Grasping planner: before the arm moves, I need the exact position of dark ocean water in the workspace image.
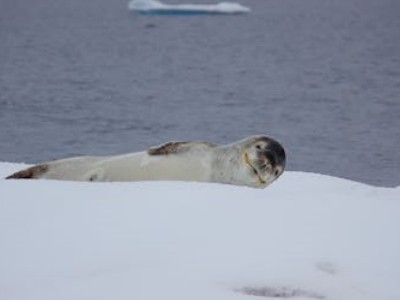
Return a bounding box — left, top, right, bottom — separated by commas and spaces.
0, 0, 399, 186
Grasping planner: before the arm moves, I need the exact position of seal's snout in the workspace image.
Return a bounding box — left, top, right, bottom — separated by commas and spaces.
265, 140, 286, 169
261, 150, 277, 168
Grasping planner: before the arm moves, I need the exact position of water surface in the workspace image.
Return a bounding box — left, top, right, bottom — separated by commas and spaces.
0, 0, 399, 186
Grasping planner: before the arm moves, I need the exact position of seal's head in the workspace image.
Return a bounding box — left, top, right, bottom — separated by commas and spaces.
240, 136, 286, 188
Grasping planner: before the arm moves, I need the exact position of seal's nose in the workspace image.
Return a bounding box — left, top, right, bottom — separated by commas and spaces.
266, 140, 286, 168
262, 150, 277, 168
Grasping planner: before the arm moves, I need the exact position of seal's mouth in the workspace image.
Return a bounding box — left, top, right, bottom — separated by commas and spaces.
244, 152, 266, 185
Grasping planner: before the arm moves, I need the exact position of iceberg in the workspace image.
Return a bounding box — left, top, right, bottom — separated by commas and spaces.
128, 0, 250, 15
1, 162, 399, 300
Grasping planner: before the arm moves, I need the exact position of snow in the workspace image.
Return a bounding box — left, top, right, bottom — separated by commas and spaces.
0, 162, 399, 300
128, 0, 250, 15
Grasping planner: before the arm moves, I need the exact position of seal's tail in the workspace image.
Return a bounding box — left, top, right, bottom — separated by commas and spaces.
6, 164, 49, 179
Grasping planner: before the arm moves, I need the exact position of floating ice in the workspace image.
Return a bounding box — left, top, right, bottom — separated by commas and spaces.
128, 0, 250, 15
1, 162, 400, 300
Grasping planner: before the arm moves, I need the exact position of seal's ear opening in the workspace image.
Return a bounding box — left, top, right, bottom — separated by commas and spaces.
6, 164, 49, 179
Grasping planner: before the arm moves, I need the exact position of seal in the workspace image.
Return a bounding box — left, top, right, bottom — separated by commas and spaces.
6, 136, 286, 188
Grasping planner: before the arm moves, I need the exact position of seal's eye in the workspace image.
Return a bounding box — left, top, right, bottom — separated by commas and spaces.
274, 170, 279, 176
255, 144, 262, 150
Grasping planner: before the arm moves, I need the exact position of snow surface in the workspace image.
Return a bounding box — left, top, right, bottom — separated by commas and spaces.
128, 0, 250, 15
0, 162, 399, 300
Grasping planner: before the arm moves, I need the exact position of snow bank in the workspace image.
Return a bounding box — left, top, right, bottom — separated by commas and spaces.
0, 162, 399, 300
128, 0, 250, 15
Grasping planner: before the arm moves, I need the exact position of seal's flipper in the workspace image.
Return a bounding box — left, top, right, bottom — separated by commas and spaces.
148, 141, 216, 156
6, 164, 49, 179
